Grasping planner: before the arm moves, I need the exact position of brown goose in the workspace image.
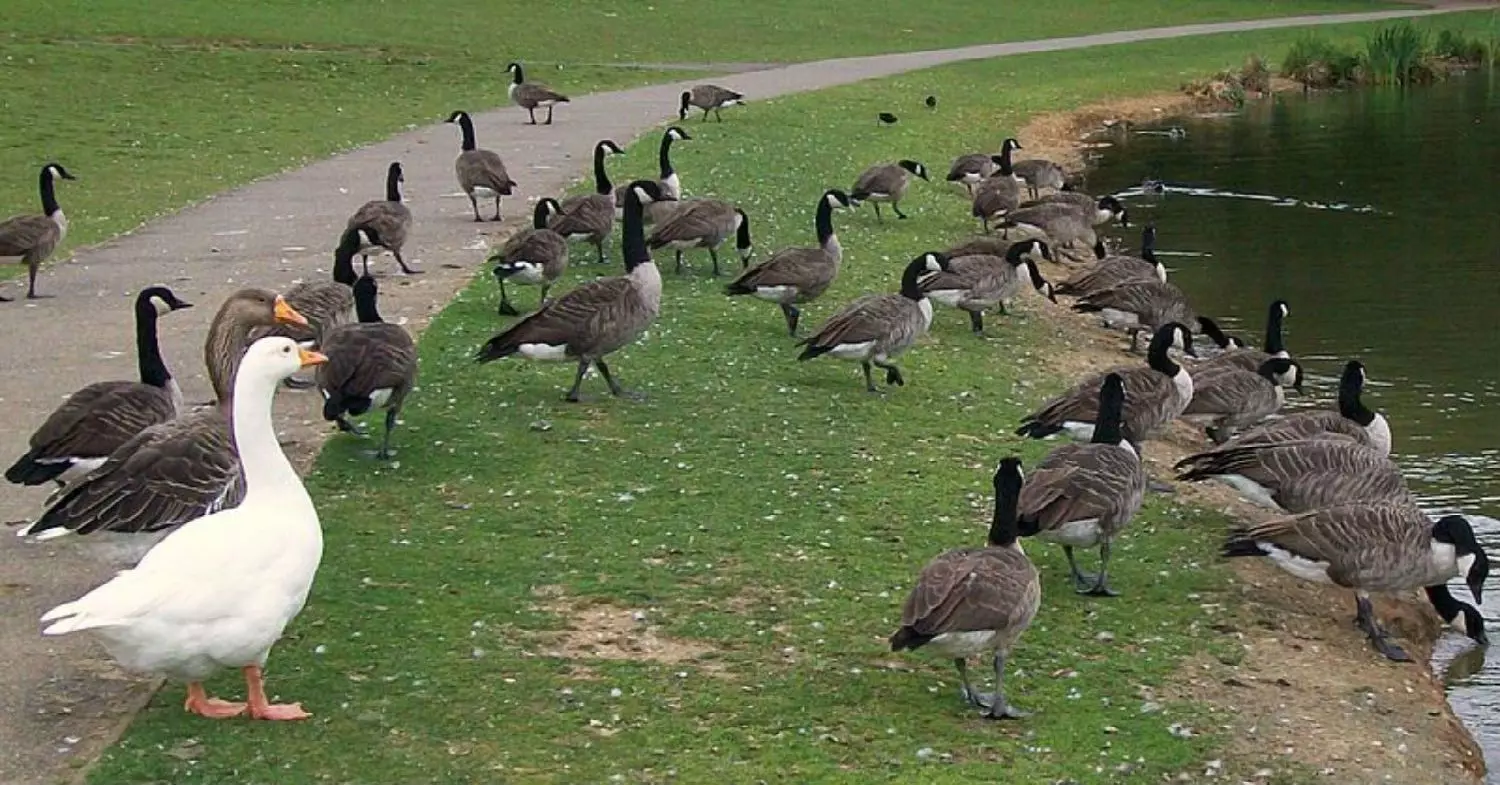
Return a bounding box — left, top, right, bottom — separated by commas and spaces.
679, 85, 744, 122
0, 163, 76, 300
943, 235, 1013, 259
550, 140, 626, 265
1072, 278, 1196, 352
7, 287, 193, 493
506, 62, 569, 125
1010, 156, 1065, 199
316, 274, 418, 460
919, 239, 1055, 335
890, 457, 1040, 720
1181, 357, 1302, 443
850, 159, 928, 222
1226, 360, 1391, 454
1017, 322, 1195, 447
1017, 373, 1147, 596
252, 227, 366, 389
346, 161, 417, 275
646, 200, 752, 277
946, 138, 1021, 197
1194, 300, 1292, 373
613, 127, 692, 223
1055, 225, 1162, 298
796, 252, 949, 393
1223, 502, 1489, 661
1003, 195, 1128, 234
492, 198, 568, 316
445, 110, 517, 222
1176, 438, 1409, 513
476, 180, 667, 402
20, 290, 308, 541
724, 189, 851, 336
970, 157, 1024, 233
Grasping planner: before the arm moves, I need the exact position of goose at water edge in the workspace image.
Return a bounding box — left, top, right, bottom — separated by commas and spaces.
40, 336, 329, 719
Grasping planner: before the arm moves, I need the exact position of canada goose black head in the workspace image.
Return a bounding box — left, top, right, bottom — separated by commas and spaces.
896, 160, 930, 181
1001, 138, 1022, 153
679, 91, 693, 119
1097, 195, 1129, 227
624, 179, 669, 205
901, 251, 950, 297
1257, 357, 1303, 393
733, 209, 754, 265
988, 457, 1025, 547
444, 110, 469, 125
598, 140, 626, 157
925, 95, 937, 109
140, 286, 193, 316
505, 62, 524, 81
43, 162, 76, 182
1006, 239, 1051, 265
1149, 322, 1196, 362
666, 126, 692, 142
824, 189, 854, 210
1425, 585, 1489, 645
1195, 316, 1245, 350
1432, 515, 1490, 604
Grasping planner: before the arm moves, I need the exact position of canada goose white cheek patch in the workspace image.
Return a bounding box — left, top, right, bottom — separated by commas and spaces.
1458, 552, 1477, 577
518, 344, 570, 361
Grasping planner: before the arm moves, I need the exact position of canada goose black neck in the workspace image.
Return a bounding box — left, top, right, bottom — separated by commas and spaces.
1432, 515, 1490, 603
1196, 316, 1233, 349
353, 275, 383, 324
532, 199, 556, 230
592, 142, 615, 195
453, 112, 477, 152
1424, 585, 1490, 644
384, 163, 403, 203
994, 144, 1016, 176
1337, 361, 1376, 426
1264, 300, 1288, 354
734, 209, 752, 252
988, 457, 1025, 547
509, 62, 525, 85
678, 91, 691, 120
39, 165, 61, 217
621, 184, 653, 273
814, 192, 840, 247
899, 254, 940, 301
1141, 225, 1157, 256
1146, 324, 1185, 377
333, 229, 363, 287
133, 288, 175, 389
1091, 373, 1127, 445
657, 129, 686, 180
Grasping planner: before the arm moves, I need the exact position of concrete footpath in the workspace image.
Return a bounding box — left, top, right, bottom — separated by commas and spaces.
0, 6, 1481, 783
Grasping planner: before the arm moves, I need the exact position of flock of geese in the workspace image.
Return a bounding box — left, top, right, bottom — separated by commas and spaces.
2, 69, 1489, 724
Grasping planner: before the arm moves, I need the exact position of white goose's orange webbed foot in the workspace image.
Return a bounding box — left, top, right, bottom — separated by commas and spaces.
183, 682, 246, 719
243, 665, 310, 721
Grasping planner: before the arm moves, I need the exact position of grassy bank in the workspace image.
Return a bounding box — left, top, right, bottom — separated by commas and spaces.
85, 11, 1499, 785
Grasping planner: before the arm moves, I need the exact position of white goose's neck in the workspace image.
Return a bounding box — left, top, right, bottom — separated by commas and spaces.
232, 372, 307, 501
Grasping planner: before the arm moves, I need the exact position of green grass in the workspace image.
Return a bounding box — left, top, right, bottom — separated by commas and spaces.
83, 12, 1500, 785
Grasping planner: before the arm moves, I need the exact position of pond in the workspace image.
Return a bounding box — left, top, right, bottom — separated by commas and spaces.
1081, 71, 1500, 779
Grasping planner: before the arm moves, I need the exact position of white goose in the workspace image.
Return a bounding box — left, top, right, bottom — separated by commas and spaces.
40, 336, 328, 721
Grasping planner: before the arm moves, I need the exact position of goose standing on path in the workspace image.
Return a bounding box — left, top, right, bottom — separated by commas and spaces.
20, 290, 308, 544
445, 111, 517, 222
346, 162, 418, 275
40, 337, 330, 720
506, 62, 569, 125
1195, 300, 1292, 373
796, 252, 949, 394
919, 239, 1055, 336
1222, 501, 1490, 661
475, 180, 668, 403
1017, 374, 1146, 596
849, 160, 929, 222
680, 85, 744, 122
0, 163, 76, 300
1180, 357, 1303, 444
550, 140, 626, 265
316, 275, 418, 460
1225, 360, 1391, 454
646, 200, 752, 277
890, 457, 1040, 720
724, 189, 852, 336
1175, 438, 1410, 513
7, 287, 193, 493
491, 198, 568, 316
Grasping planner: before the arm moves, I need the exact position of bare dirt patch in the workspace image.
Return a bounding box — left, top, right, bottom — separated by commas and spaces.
532, 591, 722, 670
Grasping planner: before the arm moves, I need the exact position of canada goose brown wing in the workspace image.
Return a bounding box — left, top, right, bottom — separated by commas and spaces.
478, 276, 636, 357
1183, 366, 1279, 416
499, 227, 569, 272
918, 254, 993, 293
317, 323, 418, 403
946, 154, 994, 182
0, 214, 60, 257
728, 247, 833, 293
646, 199, 733, 247
549, 194, 614, 239
944, 236, 1010, 258
514, 82, 569, 107
691, 84, 741, 106
1078, 280, 1195, 326
1235, 501, 1430, 584
1023, 366, 1181, 441
1020, 444, 1145, 531
1057, 257, 1157, 296
26, 409, 244, 536
801, 294, 910, 350
971, 183, 1019, 219
21, 382, 176, 468
900, 547, 1041, 637
1230, 411, 1374, 448
851, 164, 901, 199
1177, 439, 1410, 512
347, 200, 411, 250
1198, 348, 1271, 374
457, 150, 516, 195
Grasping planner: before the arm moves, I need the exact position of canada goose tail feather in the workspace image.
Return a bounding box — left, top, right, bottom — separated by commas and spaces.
1221, 530, 1266, 559
796, 341, 832, 362
6, 449, 69, 485
1015, 419, 1064, 439
888, 625, 932, 651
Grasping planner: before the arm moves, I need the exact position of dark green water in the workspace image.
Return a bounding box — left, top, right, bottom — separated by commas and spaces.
1084, 72, 1500, 777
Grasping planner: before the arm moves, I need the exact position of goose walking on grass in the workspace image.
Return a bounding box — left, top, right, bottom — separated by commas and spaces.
850, 160, 928, 222
475, 180, 667, 403
724, 189, 852, 336
1225, 360, 1391, 454
919, 239, 1055, 336
680, 85, 744, 122
1222, 501, 1490, 662
506, 62, 569, 125
646, 200, 752, 277
0, 163, 76, 300
492, 198, 568, 316
614, 127, 691, 224
7, 287, 193, 494
41, 337, 329, 720
346, 161, 417, 275
796, 252, 949, 394
890, 457, 1040, 720
1017, 373, 1146, 597
947, 138, 1021, 197
446, 111, 518, 222
1175, 438, 1409, 513
1180, 357, 1303, 444
1056, 225, 1163, 297
1195, 300, 1292, 374
316, 274, 418, 460
550, 140, 627, 265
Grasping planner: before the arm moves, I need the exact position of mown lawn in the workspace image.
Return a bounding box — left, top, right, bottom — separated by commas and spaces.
86, 11, 1499, 785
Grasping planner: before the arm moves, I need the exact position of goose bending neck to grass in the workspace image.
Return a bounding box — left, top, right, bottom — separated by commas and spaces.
475, 180, 667, 403
317, 275, 418, 460
0, 163, 76, 300
680, 85, 744, 122
492, 198, 568, 316
40, 337, 329, 719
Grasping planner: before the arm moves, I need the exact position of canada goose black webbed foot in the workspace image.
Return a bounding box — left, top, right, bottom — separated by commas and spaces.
1356, 595, 1412, 661
1081, 580, 1121, 598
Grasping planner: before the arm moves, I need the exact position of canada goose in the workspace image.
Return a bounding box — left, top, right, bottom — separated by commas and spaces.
1227, 360, 1391, 454
1222, 502, 1489, 661
1017, 322, 1196, 447
317, 275, 418, 460
492, 198, 568, 316
970, 161, 1024, 233
1072, 279, 1197, 353
445, 111, 517, 222
1055, 225, 1163, 297
1017, 373, 1146, 596
612, 127, 692, 225
850, 160, 928, 222
7, 287, 193, 493
947, 138, 1021, 196
251, 227, 366, 389
1181, 358, 1302, 443
646, 200, 752, 277
920, 240, 1055, 335
20, 290, 308, 541
1426, 584, 1489, 645
943, 235, 1014, 259
796, 252, 949, 394
1010, 156, 1065, 199
1176, 438, 1409, 513
724, 189, 852, 336
475, 180, 667, 402
878, 112, 899, 126
550, 140, 626, 265
506, 62, 569, 125
1195, 300, 1292, 374
1192, 316, 1249, 356
889, 457, 1039, 720
1023, 185, 1100, 211
998, 210, 1108, 264
0, 163, 76, 300
680, 85, 744, 122
1003, 195, 1129, 234
346, 162, 417, 275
